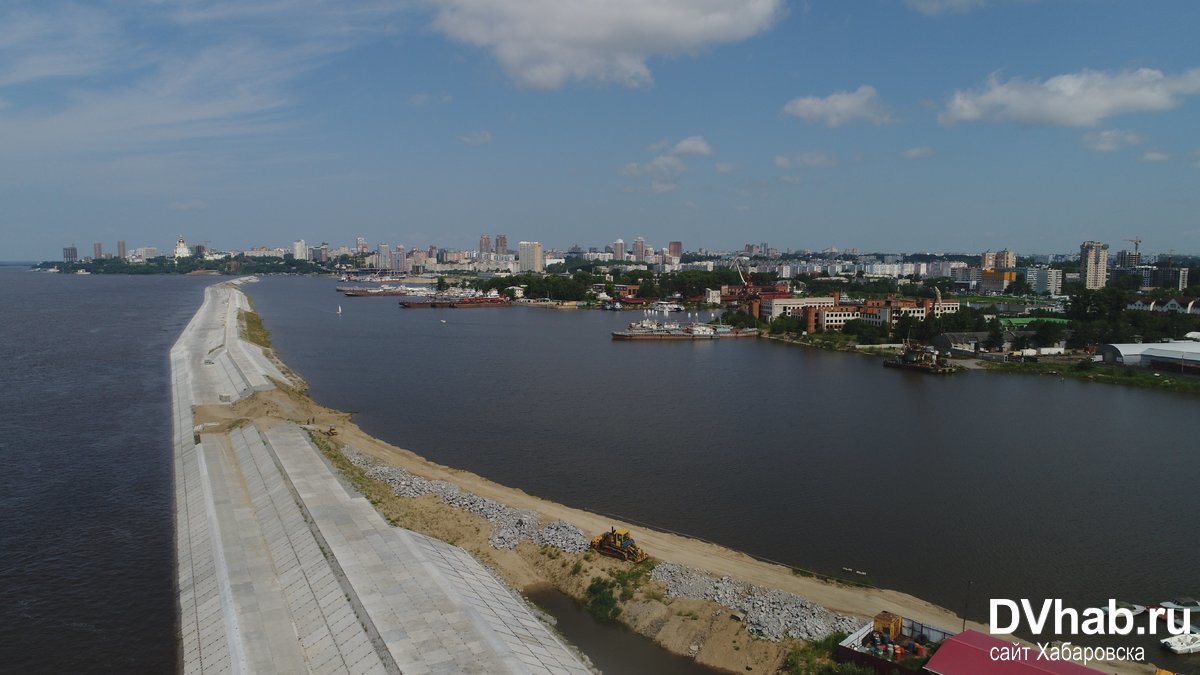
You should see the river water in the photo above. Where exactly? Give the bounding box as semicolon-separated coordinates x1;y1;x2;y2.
0;268;212;672
2;269;1196;672
247;276;1200;670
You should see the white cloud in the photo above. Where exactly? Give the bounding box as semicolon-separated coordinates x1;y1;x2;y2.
905;0;989;15
782;85;890;127
170;200;208;212
714;162;736;173
774;152;837;168
619;154;687;193
1081;129;1143;152
904;146;934;159
459;131;493;145
622;136;713;192
0;0;405;189
1140;151;1169;163
671;135;713;156
941;67;1200;127
0;3;124;87
408;92;452;107
428;0;783;89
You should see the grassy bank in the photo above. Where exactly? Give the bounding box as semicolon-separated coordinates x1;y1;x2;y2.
239;308;272;349
765;333;900;358
981;359;1200;394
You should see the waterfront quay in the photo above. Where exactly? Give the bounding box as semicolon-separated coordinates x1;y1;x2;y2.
171;278;587;674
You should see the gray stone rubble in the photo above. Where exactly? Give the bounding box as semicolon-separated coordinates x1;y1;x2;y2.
343;446;588;552
650;562;858;642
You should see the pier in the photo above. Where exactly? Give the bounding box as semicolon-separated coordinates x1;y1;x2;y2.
171;279;587;674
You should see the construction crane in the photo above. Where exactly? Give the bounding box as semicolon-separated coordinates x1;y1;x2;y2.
727;258;761;317
1125;238;1142;254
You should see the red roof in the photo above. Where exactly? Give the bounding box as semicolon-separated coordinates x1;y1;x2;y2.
924;631;1100;675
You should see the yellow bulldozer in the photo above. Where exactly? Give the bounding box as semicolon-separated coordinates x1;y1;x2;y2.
590;527;648;563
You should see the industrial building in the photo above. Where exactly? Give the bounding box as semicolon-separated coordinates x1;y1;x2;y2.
1096;340;1200;374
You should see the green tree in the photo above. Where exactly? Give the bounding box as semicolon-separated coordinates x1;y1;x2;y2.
986;319;1004;350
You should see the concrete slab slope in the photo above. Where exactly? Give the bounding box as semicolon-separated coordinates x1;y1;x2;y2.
171;279;586;674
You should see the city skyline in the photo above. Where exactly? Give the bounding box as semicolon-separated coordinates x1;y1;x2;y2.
3;1;1200;259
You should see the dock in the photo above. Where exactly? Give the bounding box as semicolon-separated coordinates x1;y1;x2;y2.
172;278;588;674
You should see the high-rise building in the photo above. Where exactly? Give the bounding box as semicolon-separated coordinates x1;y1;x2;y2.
63;246;78;263
93;242;103;259
117;240;127;259
293;239;309;261
1080;241;1109;290
668;241;682;258
996;249;1017;270
396;246;408;273
1114;249;1141;268
980;250;997;271
518;241;544;273
479;234;491;254
632;237;646;261
494;234;507;254
356;237;368;254
378;244;392;270
613;239;626;261
427;245;437;260
1023;267;1063;296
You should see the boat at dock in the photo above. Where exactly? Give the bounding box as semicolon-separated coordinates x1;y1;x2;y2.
883;340;961;374
612;319;758;340
400;293;511;308
339;284;419;297
1162;633;1200;655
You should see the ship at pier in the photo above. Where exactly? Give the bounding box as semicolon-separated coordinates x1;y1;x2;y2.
611;319;758;341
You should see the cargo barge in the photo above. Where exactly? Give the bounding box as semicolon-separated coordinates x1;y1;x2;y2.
399;296;512;308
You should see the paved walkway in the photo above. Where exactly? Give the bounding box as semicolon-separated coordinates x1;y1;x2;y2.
171;279;587;674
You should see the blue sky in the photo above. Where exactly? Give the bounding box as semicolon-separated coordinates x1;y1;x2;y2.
2;0;1199;259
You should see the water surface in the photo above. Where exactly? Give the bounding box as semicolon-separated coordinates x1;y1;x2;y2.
248;276;1200;668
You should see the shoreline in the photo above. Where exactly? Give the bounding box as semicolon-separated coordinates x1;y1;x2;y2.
220;284;1157;673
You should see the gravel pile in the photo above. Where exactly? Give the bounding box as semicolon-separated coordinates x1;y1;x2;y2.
650;562;858;642
344;447;574;552
532;520;589;553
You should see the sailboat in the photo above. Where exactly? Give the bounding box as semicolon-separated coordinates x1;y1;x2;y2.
337;305;342;315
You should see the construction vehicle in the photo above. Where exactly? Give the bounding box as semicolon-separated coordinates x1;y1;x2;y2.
590;527;649;563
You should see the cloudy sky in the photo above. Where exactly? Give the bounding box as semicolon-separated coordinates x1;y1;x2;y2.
2;0;1198;258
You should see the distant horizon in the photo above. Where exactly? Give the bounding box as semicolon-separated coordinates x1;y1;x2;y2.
24;238;1200;264
3;2;1198;259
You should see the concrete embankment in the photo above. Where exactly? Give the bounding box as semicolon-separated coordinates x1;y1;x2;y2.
172;279;588;674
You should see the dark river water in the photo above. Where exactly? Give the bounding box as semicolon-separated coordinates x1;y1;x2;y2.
247;276;1200;671
0;268;212;673
2;269;1196;672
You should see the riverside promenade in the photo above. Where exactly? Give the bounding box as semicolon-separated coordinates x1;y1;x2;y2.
171;279;588;674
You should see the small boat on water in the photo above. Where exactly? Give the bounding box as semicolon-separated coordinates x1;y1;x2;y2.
336;305;342;315
1159;597;1200;611
1099;601;1147;617
1161;633;1200;655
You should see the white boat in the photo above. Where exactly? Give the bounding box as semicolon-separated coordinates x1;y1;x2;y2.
1161;633;1200;655
650;301;685;313
1168;612;1200;635
336;305;342;315
1100;601;1147;617
1159;597;1200;611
